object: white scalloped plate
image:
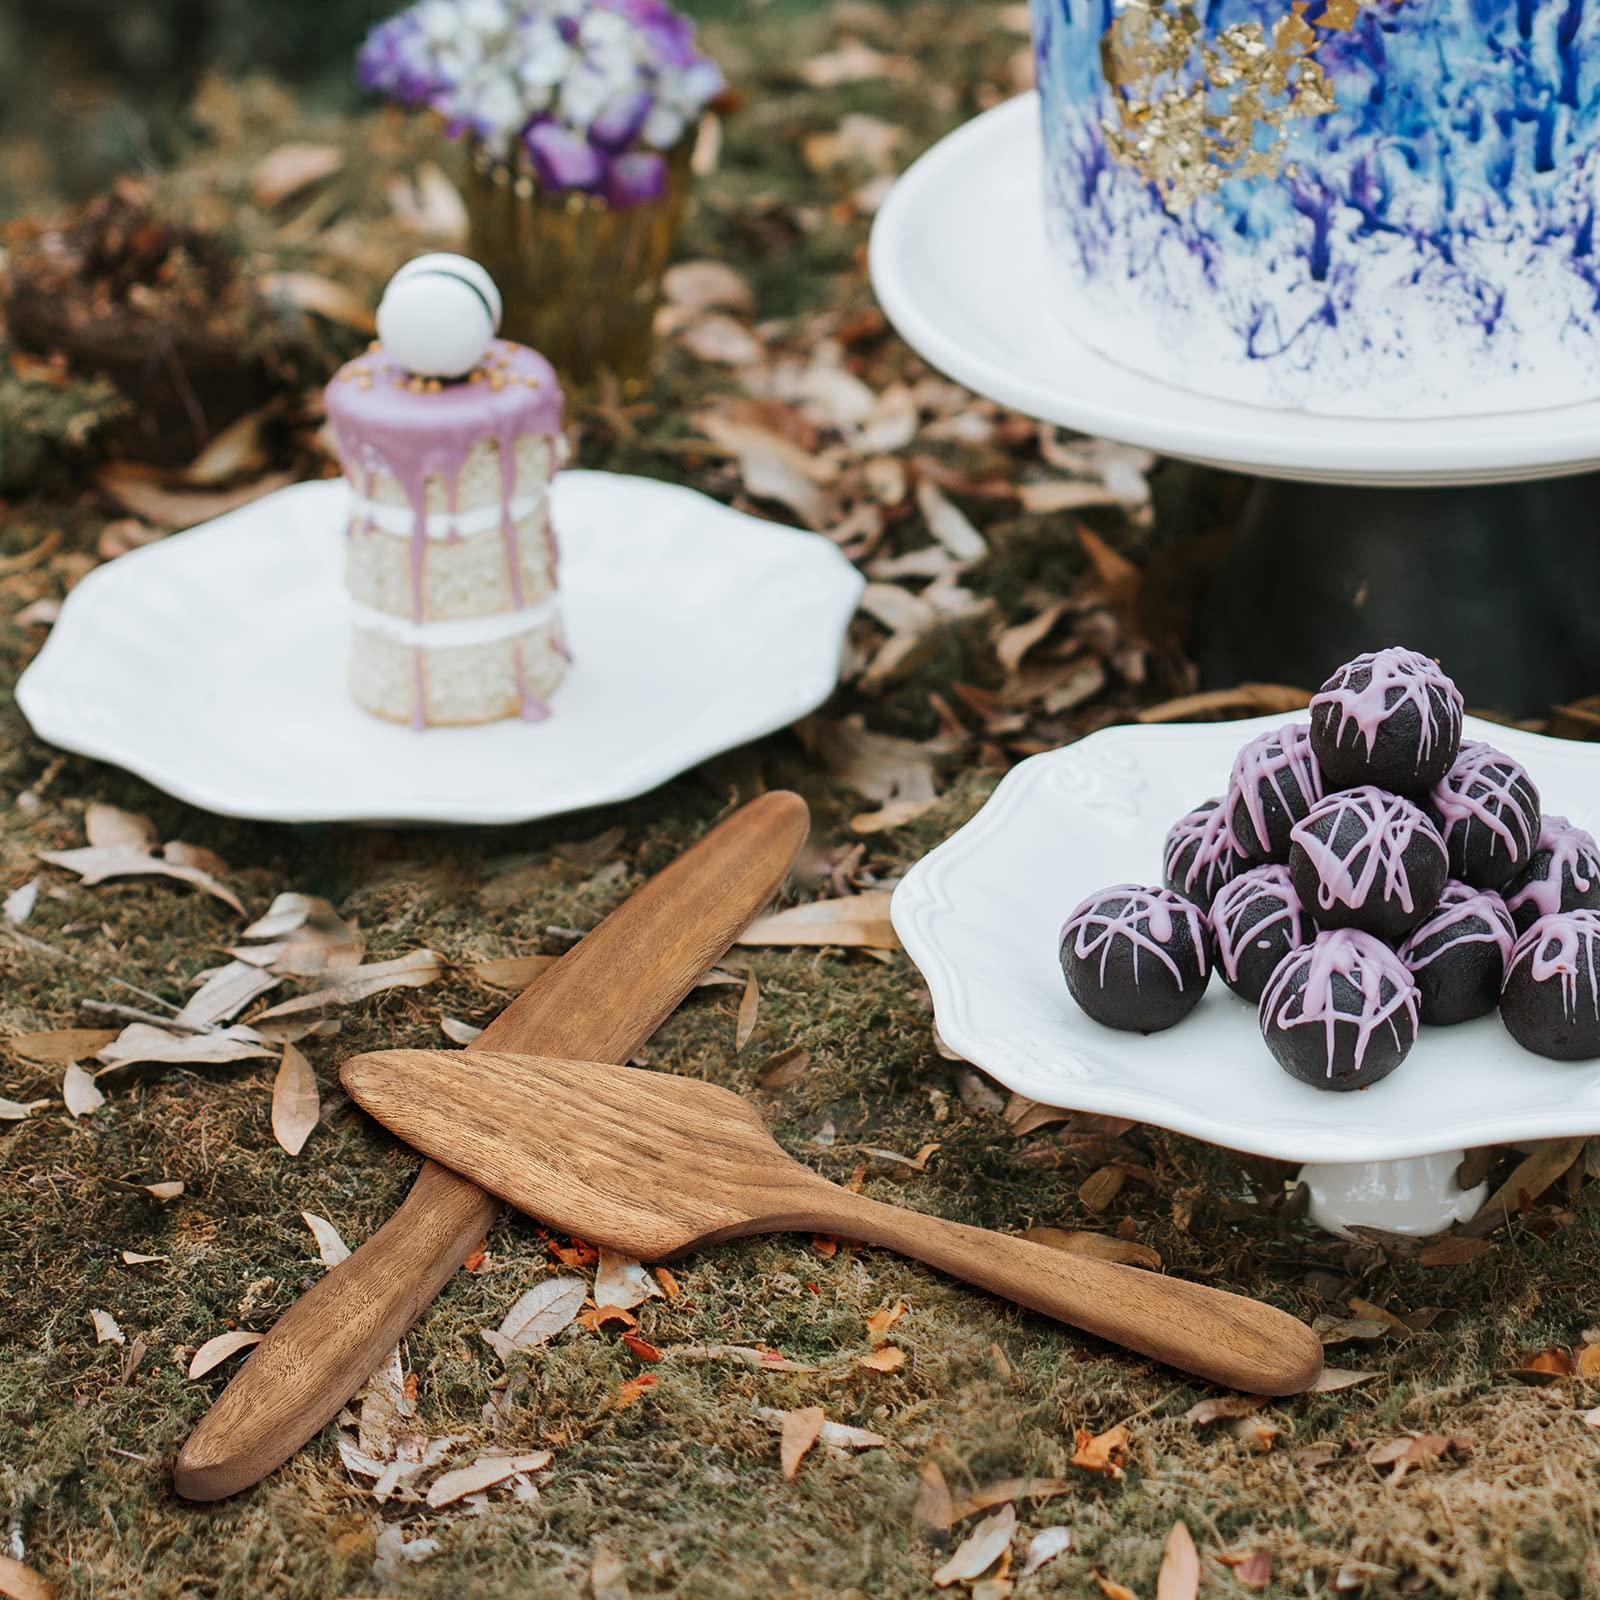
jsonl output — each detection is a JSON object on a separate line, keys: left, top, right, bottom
{"left": 17, "top": 473, "right": 864, "bottom": 825}
{"left": 892, "top": 714, "right": 1600, "bottom": 1164}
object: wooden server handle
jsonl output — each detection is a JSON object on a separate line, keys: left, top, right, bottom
{"left": 817, "top": 1190, "right": 1323, "bottom": 1396}
{"left": 173, "top": 791, "right": 811, "bottom": 1501}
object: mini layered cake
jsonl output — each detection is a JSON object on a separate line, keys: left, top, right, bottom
{"left": 325, "top": 257, "right": 567, "bottom": 728}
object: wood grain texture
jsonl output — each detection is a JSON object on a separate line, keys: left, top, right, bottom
{"left": 173, "top": 791, "right": 811, "bottom": 1501}
{"left": 342, "top": 1049, "right": 1325, "bottom": 1397}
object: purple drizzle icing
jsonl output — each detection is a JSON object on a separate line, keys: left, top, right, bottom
{"left": 1506, "top": 909, "right": 1600, "bottom": 1025}
{"left": 1506, "top": 815, "right": 1600, "bottom": 926}
{"left": 1428, "top": 741, "right": 1540, "bottom": 868}
{"left": 325, "top": 339, "right": 564, "bottom": 728}
{"left": 1311, "top": 647, "right": 1463, "bottom": 766}
{"left": 1060, "top": 884, "right": 1209, "bottom": 991}
{"left": 1227, "top": 721, "right": 1324, "bottom": 857}
{"left": 1259, "top": 928, "right": 1420, "bottom": 1079}
{"left": 1290, "top": 786, "right": 1447, "bottom": 919}
{"left": 1210, "top": 863, "right": 1306, "bottom": 988}
{"left": 1163, "top": 797, "right": 1243, "bottom": 904}
{"left": 1398, "top": 882, "right": 1516, "bottom": 974}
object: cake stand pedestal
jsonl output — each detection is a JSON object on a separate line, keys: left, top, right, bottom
{"left": 872, "top": 99, "right": 1600, "bottom": 1235}
{"left": 869, "top": 93, "right": 1600, "bottom": 716}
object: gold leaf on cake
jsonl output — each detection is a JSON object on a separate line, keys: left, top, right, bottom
{"left": 1099, "top": 0, "right": 1397, "bottom": 211}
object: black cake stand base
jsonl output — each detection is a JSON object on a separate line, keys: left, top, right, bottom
{"left": 1193, "top": 472, "right": 1600, "bottom": 716}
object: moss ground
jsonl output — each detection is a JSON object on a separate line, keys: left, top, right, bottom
{"left": 3, "top": 4, "right": 1600, "bottom": 1597}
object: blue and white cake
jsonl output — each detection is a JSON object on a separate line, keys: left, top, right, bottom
{"left": 1031, "top": 1, "right": 1600, "bottom": 417}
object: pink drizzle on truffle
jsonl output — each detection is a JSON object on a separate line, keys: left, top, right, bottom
{"left": 1398, "top": 881, "right": 1515, "bottom": 972}
{"left": 1061, "top": 885, "right": 1209, "bottom": 991}
{"left": 1291, "top": 787, "right": 1446, "bottom": 918}
{"left": 1164, "top": 799, "right": 1241, "bottom": 902}
{"left": 1227, "top": 722, "right": 1323, "bottom": 856}
{"left": 1210, "top": 864, "right": 1307, "bottom": 986}
{"left": 1260, "top": 929, "right": 1420, "bottom": 1078}
{"left": 1311, "top": 647, "right": 1463, "bottom": 764}
{"left": 325, "top": 340, "right": 564, "bottom": 728}
{"left": 1506, "top": 909, "right": 1600, "bottom": 1024}
{"left": 1506, "top": 816, "right": 1600, "bottom": 925}
{"left": 1428, "top": 741, "right": 1538, "bottom": 866}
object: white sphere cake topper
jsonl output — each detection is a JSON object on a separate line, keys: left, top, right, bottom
{"left": 376, "top": 253, "right": 503, "bottom": 379}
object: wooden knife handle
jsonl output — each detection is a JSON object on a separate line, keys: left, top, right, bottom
{"left": 174, "top": 791, "right": 811, "bottom": 1501}
{"left": 817, "top": 1190, "right": 1323, "bottom": 1396}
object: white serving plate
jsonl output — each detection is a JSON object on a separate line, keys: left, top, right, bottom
{"left": 891, "top": 714, "right": 1600, "bottom": 1229}
{"left": 869, "top": 93, "right": 1600, "bottom": 487}
{"left": 17, "top": 473, "right": 864, "bottom": 826}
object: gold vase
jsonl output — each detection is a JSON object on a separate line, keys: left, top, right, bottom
{"left": 463, "top": 139, "right": 693, "bottom": 396}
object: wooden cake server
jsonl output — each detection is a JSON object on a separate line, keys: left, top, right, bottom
{"left": 173, "top": 790, "right": 813, "bottom": 1500}
{"left": 341, "top": 1048, "right": 1326, "bottom": 1397}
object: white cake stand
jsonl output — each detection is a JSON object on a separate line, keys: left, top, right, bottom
{"left": 869, "top": 94, "right": 1600, "bottom": 714}
{"left": 872, "top": 97, "right": 1600, "bottom": 1234}
{"left": 890, "top": 716, "right": 1600, "bottom": 1238}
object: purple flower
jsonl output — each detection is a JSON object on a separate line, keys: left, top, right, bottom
{"left": 522, "top": 119, "right": 607, "bottom": 190}
{"left": 356, "top": 15, "right": 443, "bottom": 105}
{"left": 604, "top": 149, "right": 667, "bottom": 208}
{"left": 589, "top": 89, "right": 652, "bottom": 150}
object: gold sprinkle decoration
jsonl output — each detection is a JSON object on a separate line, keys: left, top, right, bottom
{"left": 1099, "top": 0, "right": 1398, "bottom": 212}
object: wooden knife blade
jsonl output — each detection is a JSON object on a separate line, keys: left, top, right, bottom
{"left": 173, "top": 790, "right": 810, "bottom": 1500}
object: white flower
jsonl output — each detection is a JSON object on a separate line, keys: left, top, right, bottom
{"left": 559, "top": 61, "right": 615, "bottom": 128}
{"left": 459, "top": 0, "right": 512, "bottom": 35}
{"left": 517, "top": 18, "right": 572, "bottom": 88}
{"left": 642, "top": 101, "right": 687, "bottom": 148}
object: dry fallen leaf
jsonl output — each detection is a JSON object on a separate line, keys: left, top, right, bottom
{"left": 470, "top": 953, "right": 559, "bottom": 990}
{"left": 387, "top": 161, "right": 468, "bottom": 240}
{"left": 271, "top": 1043, "right": 319, "bottom": 1156}
{"left": 0, "top": 1097, "right": 49, "bottom": 1121}
{"left": 613, "top": 1373, "right": 656, "bottom": 1410}
{"left": 857, "top": 1345, "right": 907, "bottom": 1373}
{"left": 188, "top": 1329, "right": 265, "bottom": 1379}
{"left": 3, "top": 878, "right": 39, "bottom": 926}
{"left": 1072, "top": 1422, "right": 1130, "bottom": 1478}
{"left": 1310, "top": 1367, "right": 1381, "bottom": 1393}
{"left": 740, "top": 891, "right": 899, "bottom": 950}
{"left": 849, "top": 799, "right": 936, "bottom": 834}
{"left": 102, "top": 1178, "right": 184, "bottom": 1202}
{"left": 260, "top": 271, "right": 376, "bottom": 333}
{"left": 780, "top": 1405, "right": 826, "bottom": 1479}
{"left": 913, "top": 1459, "right": 955, "bottom": 1532}
{"left": 302, "top": 1210, "right": 351, "bottom": 1269}
{"left": 1021, "top": 1526, "right": 1073, "bottom": 1578}
{"left": 62, "top": 1062, "right": 106, "bottom": 1118}
{"left": 590, "top": 1548, "right": 632, "bottom": 1600}
{"left": 759, "top": 1047, "right": 811, "bottom": 1090}
{"left": 254, "top": 950, "right": 443, "bottom": 1020}
{"left": 93, "top": 463, "right": 298, "bottom": 531}
{"left": 89, "top": 1308, "right": 124, "bottom": 1345}
{"left": 1156, "top": 1520, "right": 1199, "bottom": 1600}
{"left": 120, "top": 1251, "right": 167, "bottom": 1265}
{"left": 798, "top": 38, "right": 915, "bottom": 87}
{"left": 251, "top": 141, "right": 343, "bottom": 207}
{"left": 594, "top": 1250, "right": 666, "bottom": 1313}
{"left": 482, "top": 1276, "right": 587, "bottom": 1360}
{"left": 1367, "top": 1431, "right": 1472, "bottom": 1481}
{"left": 8, "top": 1029, "right": 121, "bottom": 1064}
{"left": 233, "top": 892, "right": 364, "bottom": 975}
{"left": 735, "top": 970, "right": 761, "bottom": 1052}
{"left": 0, "top": 1555, "right": 54, "bottom": 1600}
{"left": 866, "top": 1301, "right": 908, "bottom": 1338}
{"left": 1185, "top": 1394, "right": 1266, "bottom": 1426}
{"left": 1223, "top": 1550, "right": 1273, "bottom": 1591}
{"left": 39, "top": 840, "right": 244, "bottom": 915}
{"left": 96, "top": 1024, "right": 274, "bottom": 1071}
{"left": 662, "top": 259, "right": 754, "bottom": 316}
{"left": 1093, "top": 1574, "right": 1139, "bottom": 1600}
{"left": 932, "top": 1504, "right": 1015, "bottom": 1588}
{"left": 177, "top": 961, "right": 280, "bottom": 1028}
{"left": 948, "top": 1477, "right": 1074, "bottom": 1522}
{"left": 916, "top": 479, "right": 988, "bottom": 561}
{"left": 426, "top": 1450, "right": 552, "bottom": 1508}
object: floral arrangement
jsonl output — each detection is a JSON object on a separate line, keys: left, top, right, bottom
{"left": 357, "top": 0, "right": 723, "bottom": 208}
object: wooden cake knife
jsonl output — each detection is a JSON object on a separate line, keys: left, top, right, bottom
{"left": 173, "top": 789, "right": 813, "bottom": 1500}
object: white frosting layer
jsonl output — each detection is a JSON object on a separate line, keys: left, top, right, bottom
{"left": 349, "top": 491, "right": 547, "bottom": 541}
{"left": 350, "top": 596, "right": 558, "bottom": 649}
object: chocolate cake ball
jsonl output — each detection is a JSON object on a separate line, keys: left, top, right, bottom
{"left": 1259, "top": 929, "right": 1420, "bottom": 1092}
{"left": 1397, "top": 882, "right": 1516, "bottom": 1026}
{"left": 1426, "top": 741, "right": 1540, "bottom": 890}
{"left": 1503, "top": 815, "right": 1600, "bottom": 935}
{"left": 1060, "top": 884, "right": 1212, "bottom": 1033}
{"left": 1210, "top": 864, "right": 1311, "bottom": 1004}
{"left": 1227, "top": 722, "right": 1325, "bottom": 863}
{"left": 1163, "top": 798, "right": 1245, "bottom": 907}
{"left": 1309, "top": 647, "right": 1464, "bottom": 796}
{"left": 1288, "top": 787, "right": 1448, "bottom": 943}
{"left": 1501, "top": 909, "right": 1600, "bottom": 1061}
